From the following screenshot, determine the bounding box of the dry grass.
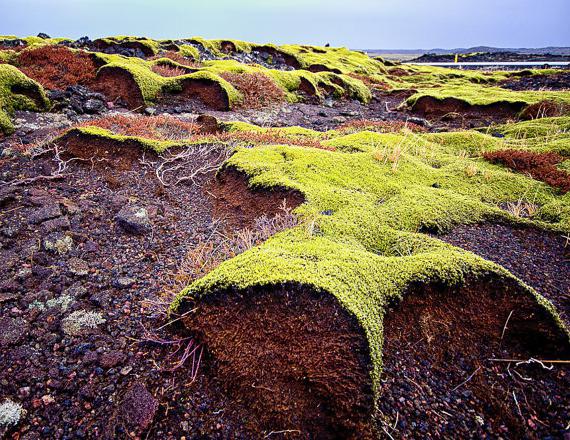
[347,73,391,91]
[219,72,286,109]
[150,51,201,68]
[464,164,478,177]
[18,45,97,90]
[81,114,200,141]
[504,200,539,218]
[337,119,427,134]
[151,64,189,77]
[161,200,298,302]
[211,130,331,150]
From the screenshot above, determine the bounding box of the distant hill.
[366,47,570,57]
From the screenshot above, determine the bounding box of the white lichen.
[0,399,23,427]
[62,310,106,336]
[29,294,75,312]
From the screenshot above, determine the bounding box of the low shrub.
[483,149,570,193]
[219,72,285,109]
[18,45,97,90]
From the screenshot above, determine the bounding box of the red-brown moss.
[483,149,570,193]
[18,46,97,90]
[219,72,285,109]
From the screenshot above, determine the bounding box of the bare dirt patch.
[379,276,569,439]
[439,223,570,325]
[92,67,145,110]
[411,96,525,126]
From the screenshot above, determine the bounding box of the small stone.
[117,383,158,432]
[116,206,152,235]
[0,317,29,347]
[113,277,136,289]
[41,395,55,406]
[120,366,133,376]
[83,99,106,114]
[43,233,73,254]
[99,351,126,369]
[29,204,62,224]
[41,216,70,233]
[332,116,347,124]
[144,107,156,115]
[68,257,89,277]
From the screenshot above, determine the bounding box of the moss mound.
[172,118,570,413]
[0,64,50,135]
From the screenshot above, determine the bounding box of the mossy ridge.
[275,44,387,76]
[0,64,50,134]
[91,53,242,107]
[90,54,371,106]
[172,136,569,392]
[404,84,570,110]
[486,116,570,139]
[94,36,161,55]
[57,126,182,153]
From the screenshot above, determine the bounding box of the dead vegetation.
[18,45,98,90]
[337,119,427,134]
[151,64,189,77]
[219,72,286,108]
[81,114,200,140]
[483,149,570,193]
[161,200,298,305]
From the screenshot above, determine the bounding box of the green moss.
[57,126,183,153]
[486,116,570,139]
[172,121,570,396]
[277,44,387,75]
[405,84,570,110]
[93,54,242,107]
[0,50,18,65]
[95,36,160,55]
[0,64,50,134]
[178,44,200,61]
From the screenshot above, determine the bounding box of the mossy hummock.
[172,117,570,405]
[0,64,50,135]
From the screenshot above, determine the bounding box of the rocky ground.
[1,83,569,439]
[0,135,272,438]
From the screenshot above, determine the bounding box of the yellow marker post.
[454,53,459,63]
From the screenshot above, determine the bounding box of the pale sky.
[1,0,569,49]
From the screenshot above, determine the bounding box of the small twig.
[381,426,395,440]
[450,366,481,392]
[264,430,302,438]
[501,310,514,340]
[489,358,568,364]
[512,391,524,421]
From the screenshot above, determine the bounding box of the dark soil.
[0,137,299,439]
[208,168,304,230]
[410,96,525,127]
[500,71,570,91]
[439,222,570,325]
[92,67,145,110]
[378,276,570,439]
[183,284,375,439]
